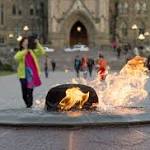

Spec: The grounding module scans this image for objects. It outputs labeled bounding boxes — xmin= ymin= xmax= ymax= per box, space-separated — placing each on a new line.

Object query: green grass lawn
xmin=0 ymin=71 xmax=16 ymax=76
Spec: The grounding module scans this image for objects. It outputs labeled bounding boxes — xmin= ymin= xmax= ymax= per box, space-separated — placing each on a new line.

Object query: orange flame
xmin=58 ymin=87 xmax=89 ymax=111
xmin=76 ymin=56 xmax=149 ymax=111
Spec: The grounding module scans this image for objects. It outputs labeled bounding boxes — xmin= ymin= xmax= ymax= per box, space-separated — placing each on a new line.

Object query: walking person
xmin=74 ymin=55 xmax=81 ymax=77
xmin=117 ymin=46 xmax=121 ymax=58
xmin=44 ymin=55 xmax=49 ymax=78
xmin=81 ymin=56 xmax=88 ymax=79
xmin=14 ymin=36 xmax=45 ymax=108
xmin=51 ymin=59 xmax=56 ymax=72
xmin=98 ymin=54 xmax=108 ymax=80
xmin=146 ymin=55 xmax=150 ymax=71
xmin=87 ymin=58 xmax=95 ymax=77
xmin=111 ymin=40 xmax=117 ymax=51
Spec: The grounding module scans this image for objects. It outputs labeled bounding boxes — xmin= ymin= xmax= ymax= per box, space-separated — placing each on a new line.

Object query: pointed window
xmin=123 ymin=2 xmax=128 ymax=14
xmin=12 ymin=4 xmax=16 ymax=15
xmin=0 ymin=4 xmax=4 ymax=25
xmin=135 ymin=2 xmax=141 ymax=14
xmin=121 ymin=22 xmax=128 ymax=37
xmin=139 ymin=22 xmax=145 ymax=34
xmin=18 ymin=7 xmax=22 ymax=15
xmin=30 ymin=5 xmax=34 ymax=16
xmin=118 ymin=3 xmax=123 ymax=14
xmin=142 ymin=2 xmax=147 ymax=13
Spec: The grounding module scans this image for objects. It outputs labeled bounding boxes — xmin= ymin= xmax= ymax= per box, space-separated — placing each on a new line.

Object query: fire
xmin=77 ymin=56 xmax=149 ymax=111
xmin=98 ymin=56 xmax=148 ymax=108
xmin=58 ymin=87 xmax=89 ymax=110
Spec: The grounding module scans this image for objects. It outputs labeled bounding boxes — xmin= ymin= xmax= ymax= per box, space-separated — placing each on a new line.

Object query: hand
xmin=35 ymin=39 xmax=39 ymax=43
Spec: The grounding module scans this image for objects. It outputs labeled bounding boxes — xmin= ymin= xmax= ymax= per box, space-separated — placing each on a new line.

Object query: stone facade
xmin=111 ymin=0 xmax=150 ymax=45
xmin=0 ymin=0 xmax=149 ymax=49
xmin=48 ymin=0 xmax=110 ymax=48
xmin=0 ymin=0 xmax=48 ymax=47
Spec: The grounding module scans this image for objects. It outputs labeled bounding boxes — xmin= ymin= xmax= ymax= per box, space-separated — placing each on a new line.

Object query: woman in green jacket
xmin=14 ymin=36 xmax=45 ymax=108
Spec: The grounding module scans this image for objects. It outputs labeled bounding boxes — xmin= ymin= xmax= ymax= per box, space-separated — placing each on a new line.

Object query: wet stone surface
xmin=0 ymin=125 xmax=150 ymax=150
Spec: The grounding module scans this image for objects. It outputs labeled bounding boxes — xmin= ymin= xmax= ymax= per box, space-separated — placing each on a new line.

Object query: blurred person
xmin=87 ymin=58 xmax=95 ymax=77
xmin=81 ymin=56 xmax=88 ymax=79
xmin=14 ymin=36 xmax=45 ymax=108
xmin=74 ymin=55 xmax=81 ymax=77
xmin=51 ymin=59 xmax=56 ymax=72
xmin=146 ymin=55 xmax=150 ymax=70
xmin=117 ymin=46 xmax=121 ymax=58
xmin=133 ymin=47 xmax=140 ymax=56
xmin=44 ymin=55 xmax=49 ymax=78
xmin=111 ymin=40 xmax=117 ymax=51
xmin=98 ymin=54 xmax=107 ymax=80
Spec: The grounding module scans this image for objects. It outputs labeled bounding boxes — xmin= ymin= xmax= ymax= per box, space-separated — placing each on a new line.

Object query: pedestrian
xmin=117 ymin=46 xmax=121 ymax=58
xmin=87 ymin=58 xmax=95 ymax=77
xmin=44 ymin=55 xmax=49 ymax=78
xmin=111 ymin=40 xmax=117 ymax=51
xmin=124 ymin=44 xmax=128 ymax=55
xmin=51 ymin=59 xmax=56 ymax=72
xmin=14 ymin=36 xmax=45 ymax=108
xmin=133 ymin=47 xmax=140 ymax=56
xmin=146 ymin=55 xmax=150 ymax=71
xmin=74 ymin=55 xmax=81 ymax=77
xmin=98 ymin=54 xmax=107 ymax=80
xmin=81 ymin=56 xmax=88 ymax=79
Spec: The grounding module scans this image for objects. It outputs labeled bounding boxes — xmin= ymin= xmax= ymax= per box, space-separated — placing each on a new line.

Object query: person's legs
xmin=52 ymin=63 xmax=56 ymax=72
xmin=20 ymin=79 xmax=28 ymax=107
xmin=46 ymin=70 xmax=48 ymax=78
xmin=89 ymin=67 xmax=92 ymax=77
xmin=99 ymin=68 xmax=106 ymax=80
xmin=26 ymin=88 xmax=33 ymax=108
xmin=76 ymin=68 xmax=80 ymax=77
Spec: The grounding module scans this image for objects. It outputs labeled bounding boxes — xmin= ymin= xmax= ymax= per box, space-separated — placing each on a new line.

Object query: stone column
xmin=94 ymin=0 xmax=110 ymax=46
xmin=95 ymin=0 xmax=100 ymax=18
xmin=48 ymin=0 xmax=52 ymax=45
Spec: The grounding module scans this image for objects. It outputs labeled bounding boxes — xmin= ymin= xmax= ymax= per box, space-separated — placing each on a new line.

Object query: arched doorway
xmin=70 ymin=21 xmax=88 ymax=46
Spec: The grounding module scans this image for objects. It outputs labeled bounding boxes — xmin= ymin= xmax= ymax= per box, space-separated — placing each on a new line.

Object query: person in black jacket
xmin=88 ymin=58 xmax=95 ymax=77
xmin=74 ymin=55 xmax=81 ymax=77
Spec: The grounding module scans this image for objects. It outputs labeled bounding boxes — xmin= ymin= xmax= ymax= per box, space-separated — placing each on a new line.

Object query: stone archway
xmin=70 ymin=21 xmax=89 ymax=46
xmin=59 ymin=11 xmax=96 ymax=47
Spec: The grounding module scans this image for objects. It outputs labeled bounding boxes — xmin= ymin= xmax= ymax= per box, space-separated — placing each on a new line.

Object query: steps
xmin=42 ymin=47 xmax=127 ymax=71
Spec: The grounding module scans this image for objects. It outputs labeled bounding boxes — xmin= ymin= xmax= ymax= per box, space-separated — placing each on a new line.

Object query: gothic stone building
xmin=0 ymin=0 xmax=149 ymax=49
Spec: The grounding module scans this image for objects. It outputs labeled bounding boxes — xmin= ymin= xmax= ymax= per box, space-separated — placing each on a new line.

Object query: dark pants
xmin=75 ymin=67 xmax=80 ymax=77
xmin=20 ymin=79 xmax=33 ymax=108
xmin=52 ymin=63 xmax=56 ymax=72
xmin=44 ymin=68 xmax=48 ymax=78
xmin=88 ymin=67 xmax=93 ymax=77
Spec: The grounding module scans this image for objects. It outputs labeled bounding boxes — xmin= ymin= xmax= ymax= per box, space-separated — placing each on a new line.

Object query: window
xmin=0 ymin=36 xmax=5 ymax=44
xmin=123 ymin=2 xmax=128 ymax=14
xmin=30 ymin=5 xmax=34 ymax=15
xmin=120 ymin=22 xmax=128 ymax=37
xmin=118 ymin=3 xmax=123 ymax=14
xmin=141 ymin=3 xmax=147 ymax=13
xmin=36 ymin=5 xmax=40 ymax=16
xmin=12 ymin=4 xmax=16 ymax=15
xmin=0 ymin=4 xmax=4 ymax=25
xmin=139 ymin=22 xmax=145 ymax=34
xmin=18 ymin=9 xmax=22 ymax=15
xmin=135 ymin=2 xmax=141 ymax=14
xmin=36 ymin=9 xmax=39 ymax=15
xmin=30 ymin=8 xmax=34 ymax=15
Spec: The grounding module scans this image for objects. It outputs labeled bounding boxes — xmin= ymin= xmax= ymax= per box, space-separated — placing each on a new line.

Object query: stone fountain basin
xmin=45 ymin=84 xmax=99 ymax=111
xmin=0 ymin=83 xmax=150 ymax=126
xmin=0 ymin=106 xmax=149 ymax=127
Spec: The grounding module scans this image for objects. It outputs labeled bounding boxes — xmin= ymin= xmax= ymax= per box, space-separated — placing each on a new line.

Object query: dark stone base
xmin=45 ymin=84 xmax=98 ymax=111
